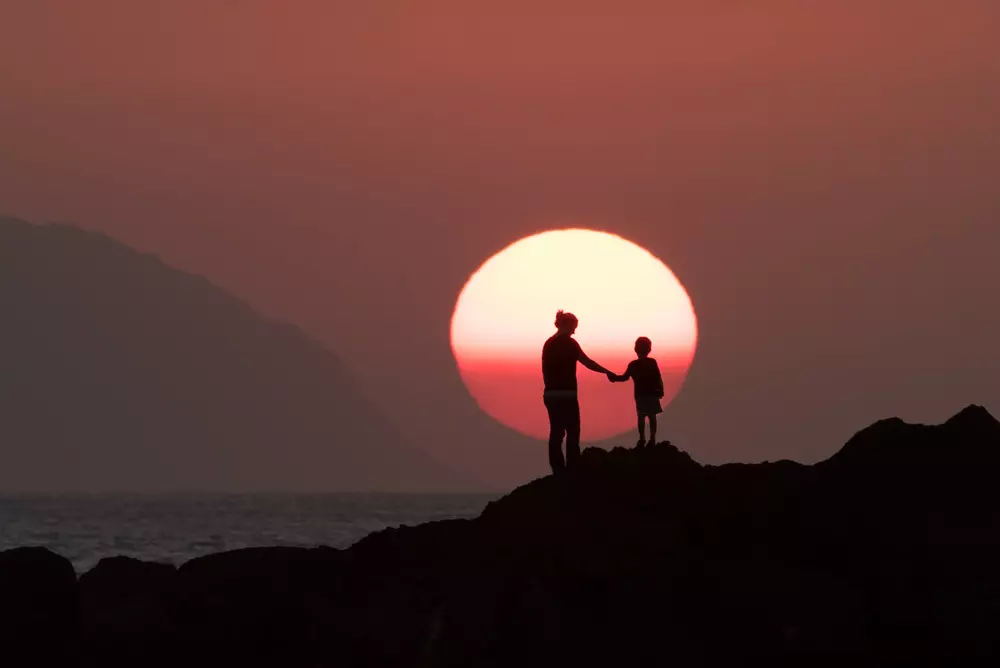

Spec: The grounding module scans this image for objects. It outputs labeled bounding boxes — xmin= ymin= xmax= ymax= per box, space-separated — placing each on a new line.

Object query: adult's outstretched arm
xmin=577 ymin=348 xmax=612 ymax=375
xmin=612 ymin=367 xmax=631 ymax=383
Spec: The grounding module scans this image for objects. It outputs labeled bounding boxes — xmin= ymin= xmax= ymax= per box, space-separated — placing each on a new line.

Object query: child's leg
xmin=637 ymin=415 xmax=646 ymax=442
xmin=648 ymin=414 xmax=657 ymax=444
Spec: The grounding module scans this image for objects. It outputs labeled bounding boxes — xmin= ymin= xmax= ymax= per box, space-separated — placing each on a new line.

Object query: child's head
xmin=634 ymin=336 xmax=652 ymax=357
xmin=554 ymin=310 xmax=579 ymax=335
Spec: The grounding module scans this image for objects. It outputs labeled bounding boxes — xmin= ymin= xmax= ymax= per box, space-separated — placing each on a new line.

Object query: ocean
xmin=0 ymin=493 xmax=498 ymax=574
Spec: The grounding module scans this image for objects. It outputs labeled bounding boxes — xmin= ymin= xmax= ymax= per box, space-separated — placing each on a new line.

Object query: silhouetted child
xmin=610 ymin=337 xmax=664 ymax=447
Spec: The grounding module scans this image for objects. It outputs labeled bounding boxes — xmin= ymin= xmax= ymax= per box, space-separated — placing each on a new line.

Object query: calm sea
xmin=0 ymin=493 xmax=497 ymax=574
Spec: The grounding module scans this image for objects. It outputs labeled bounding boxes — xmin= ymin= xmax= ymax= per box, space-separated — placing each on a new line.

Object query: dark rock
xmin=171 ymin=546 xmax=345 ymax=665
xmin=80 ymin=556 xmax=176 ymax=611
xmin=78 ymin=557 xmax=177 ymax=666
xmin=945 ymin=403 xmax=1000 ymax=433
xmin=0 ymin=547 xmax=78 ymax=661
xmin=6 ymin=405 xmax=1000 ymax=665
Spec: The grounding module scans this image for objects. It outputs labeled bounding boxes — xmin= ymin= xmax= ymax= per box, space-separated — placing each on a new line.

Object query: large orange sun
xmin=450 ymin=228 xmax=698 ymax=441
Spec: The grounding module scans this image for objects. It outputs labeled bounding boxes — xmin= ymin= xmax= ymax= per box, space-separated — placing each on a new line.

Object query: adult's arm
xmin=577 ymin=346 xmax=612 ymax=375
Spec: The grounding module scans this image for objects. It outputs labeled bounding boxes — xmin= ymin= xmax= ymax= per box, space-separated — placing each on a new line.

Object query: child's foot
xmin=635 ymin=439 xmax=646 ymax=449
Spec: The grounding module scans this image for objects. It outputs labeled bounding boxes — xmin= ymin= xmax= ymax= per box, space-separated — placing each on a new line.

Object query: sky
xmin=2 ymin=1 xmax=999 ymax=487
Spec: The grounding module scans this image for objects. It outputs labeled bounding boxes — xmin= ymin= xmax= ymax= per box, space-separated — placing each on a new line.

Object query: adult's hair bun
xmin=555 ymin=310 xmax=578 ymax=328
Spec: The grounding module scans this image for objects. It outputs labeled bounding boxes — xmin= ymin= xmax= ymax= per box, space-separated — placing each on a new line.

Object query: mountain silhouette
xmin=0 ymin=217 xmax=465 ymax=491
xmin=2 ymin=406 xmax=999 ymax=665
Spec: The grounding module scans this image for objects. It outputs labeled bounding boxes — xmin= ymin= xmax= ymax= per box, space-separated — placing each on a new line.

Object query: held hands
xmin=606 ymin=371 xmax=618 ymax=383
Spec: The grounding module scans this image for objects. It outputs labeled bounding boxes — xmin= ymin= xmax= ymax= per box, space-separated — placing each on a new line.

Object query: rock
xmin=78 ymin=557 xmax=177 ymax=666
xmin=80 ymin=556 xmax=176 ymax=611
xmin=0 ymin=547 xmax=78 ymax=661
xmin=5 ymin=405 xmax=1000 ymax=665
xmin=944 ymin=403 xmax=1000 ymax=435
xmin=171 ymin=546 xmax=345 ymax=665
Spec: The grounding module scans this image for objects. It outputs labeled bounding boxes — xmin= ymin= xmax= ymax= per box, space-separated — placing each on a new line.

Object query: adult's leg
xmin=544 ymin=397 xmax=567 ymax=474
xmin=648 ymin=414 xmax=657 ymax=444
xmin=637 ymin=415 xmax=646 ymax=442
xmin=564 ymin=398 xmax=582 ymax=468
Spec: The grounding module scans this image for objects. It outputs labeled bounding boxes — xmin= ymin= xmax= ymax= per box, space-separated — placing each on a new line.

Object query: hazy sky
xmin=3 ymin=2 xmax=999 ymax=486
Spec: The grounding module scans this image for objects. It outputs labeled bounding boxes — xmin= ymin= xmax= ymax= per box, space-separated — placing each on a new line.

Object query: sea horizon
xmin=0 ymin=492 xmax=499 ymax=573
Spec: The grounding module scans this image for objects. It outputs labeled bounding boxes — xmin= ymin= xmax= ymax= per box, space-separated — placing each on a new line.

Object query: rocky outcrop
xmin=2 ymin=405 xmax=999 ymax=665
xmin=0 ymin=546 xmax=79 ymax=662
xmin=78 ymin=556 xmax=177 ymax=664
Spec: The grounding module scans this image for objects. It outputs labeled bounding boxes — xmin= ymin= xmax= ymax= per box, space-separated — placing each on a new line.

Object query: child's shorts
xmin=636 ymin=396 xmax=663 ymax=417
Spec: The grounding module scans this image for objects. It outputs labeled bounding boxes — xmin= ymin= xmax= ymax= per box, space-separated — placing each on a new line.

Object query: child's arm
xmin=614 ymin=365 xmax=633 ymax=383
xmin=653 ymin=360 xmax=664 ymax=398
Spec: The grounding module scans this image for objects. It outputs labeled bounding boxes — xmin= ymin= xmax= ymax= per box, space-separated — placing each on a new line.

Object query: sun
xmin=450 ymin=228 xmax=698 ymax=441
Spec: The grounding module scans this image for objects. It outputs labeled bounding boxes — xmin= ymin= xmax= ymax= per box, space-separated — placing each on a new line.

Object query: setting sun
xmin=451 ymin=228 xmax=698 ymax=441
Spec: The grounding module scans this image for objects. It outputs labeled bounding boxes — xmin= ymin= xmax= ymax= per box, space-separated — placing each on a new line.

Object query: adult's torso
xmin=542 ymin=333 xmax=581 ymax=392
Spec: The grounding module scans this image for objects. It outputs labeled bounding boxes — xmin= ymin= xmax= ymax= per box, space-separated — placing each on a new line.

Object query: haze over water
xmin=0 ymin=493 xmax=496 ymax=573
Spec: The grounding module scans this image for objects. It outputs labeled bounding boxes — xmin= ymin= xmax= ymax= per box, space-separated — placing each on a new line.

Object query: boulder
xmin=78 ymin=556 xmax=177 ymax=666
xmin=0 ymin=547 xmax=78 ymax=660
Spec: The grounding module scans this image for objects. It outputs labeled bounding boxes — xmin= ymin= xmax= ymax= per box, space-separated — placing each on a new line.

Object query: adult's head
xmin=554 ymin=310 xmax=579 ymax=336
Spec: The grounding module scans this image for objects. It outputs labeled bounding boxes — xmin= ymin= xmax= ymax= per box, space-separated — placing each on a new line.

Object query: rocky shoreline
xmin=3 ymin=405 xmax=999 ymax=666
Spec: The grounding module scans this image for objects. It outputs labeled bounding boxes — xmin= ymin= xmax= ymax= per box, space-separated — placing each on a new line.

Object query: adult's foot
xmin=635 ymin=439 xmax=646 ymax=449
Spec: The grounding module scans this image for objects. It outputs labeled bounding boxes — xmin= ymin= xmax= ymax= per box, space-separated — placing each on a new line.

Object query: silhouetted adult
xmin=542 ymin=310 xmax=614 ymax=473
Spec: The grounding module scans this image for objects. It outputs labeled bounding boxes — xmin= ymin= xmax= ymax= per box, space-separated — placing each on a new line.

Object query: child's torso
xmin=628 ymin=357 xmax=660 ymax=396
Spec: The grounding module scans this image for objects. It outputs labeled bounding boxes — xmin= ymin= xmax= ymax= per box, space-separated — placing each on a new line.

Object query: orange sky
xmin=2 ymin=2 xmax=999 ymax=486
